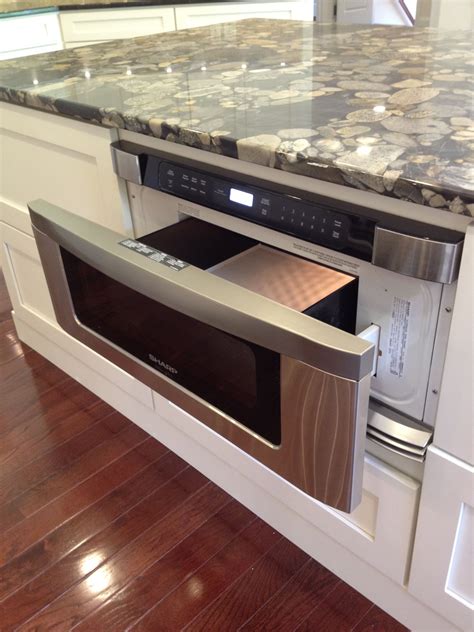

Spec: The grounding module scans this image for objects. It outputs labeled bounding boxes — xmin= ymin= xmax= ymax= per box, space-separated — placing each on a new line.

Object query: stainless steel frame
xmin=29 ymin=198 xmax=375 ymax=512
xmin=373 ymin=226 xmax=463 ymax=284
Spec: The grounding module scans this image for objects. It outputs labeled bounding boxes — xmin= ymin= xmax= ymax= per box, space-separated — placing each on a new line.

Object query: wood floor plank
xmin=1 ymin=346 xmax=50 ymax=387
xmin=0 ymin=319 xmax=30 ymax=365
xmin=239 ymin=558 xmax=340 ymax=631
xmin=0 ymin=272 xmax=12 ymax=323
xmin=73 ymin=499 xmax=256 ymax=632
xmin=18 ymin=479 xmax=229 ymax=632
xmin=1 ymin=359 xmax=71 ymax=422
xmin=176 ymin=537 xmax=309 ymax=632
xmin=0 ymin=421 xmax=146 ymax=537
xmin=352 ymin=605 xmax=409 ymax=632
xmin=0 ymin=435 xmax=157 ymax=565
xmin=13 ymin=419 xmax=144 ymax=518
xmin=132 ymin=522 xmax=284 ymax=632
xmin=295 ymin=578 xmax=373 ymax=632
xmin=0 ymin=445 xmax=172 ymax=601
xmin=0 ymin=454 xmax=193 ymax=631
xmin=0 ymin=398 xmax=110 ymax=475
xmin=0 ymin=409 xmax=128 ymax=505
xmin=0 ymin=379 xmax=106 ymax=466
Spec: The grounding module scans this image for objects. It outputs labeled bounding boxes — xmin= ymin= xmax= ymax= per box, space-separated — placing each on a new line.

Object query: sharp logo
xmin=148 ymin=354 xmax=178 ymax=375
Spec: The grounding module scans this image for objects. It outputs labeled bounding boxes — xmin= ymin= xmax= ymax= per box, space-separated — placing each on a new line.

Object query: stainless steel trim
xmin=111 ymin=143 xmax=142 ymax=185
xmin=367 ymin=435 xmax=425 ymax=462
xmin=372 ymin=226 xmax=463 ymax=284
xmin=366 ymin=403 xmax=432 ymax=461
xmin=28 ymin=199 xmax=374 ymax=381
xmin=31 ymin=216 xmax=371 ymax=512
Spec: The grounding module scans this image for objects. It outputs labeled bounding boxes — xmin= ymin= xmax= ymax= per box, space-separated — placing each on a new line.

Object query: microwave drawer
xmin=28 ymin=199 xmax=376 ymax=513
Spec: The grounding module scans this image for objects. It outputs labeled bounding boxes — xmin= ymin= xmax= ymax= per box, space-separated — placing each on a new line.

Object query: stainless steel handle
xmin=111 ymin=143 xmax=142 ymax=185
xmin=28 ymin=198 xmax=374 ymax=382
xmin=372 ymin=226 xmax=463 ymax=284
xmin=367 ymin=403 xmax=432 ymax=461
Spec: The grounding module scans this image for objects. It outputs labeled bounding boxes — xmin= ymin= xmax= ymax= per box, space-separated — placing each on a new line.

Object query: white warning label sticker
xmin=388 ymin=297 xmax=411 ymax=378
xmin=292 ymin=242 xmax=360 ymax=275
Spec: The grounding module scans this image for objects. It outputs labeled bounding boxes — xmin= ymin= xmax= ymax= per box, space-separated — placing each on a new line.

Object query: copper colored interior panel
xmin=209 ymin=245 xmax=354 ymax=313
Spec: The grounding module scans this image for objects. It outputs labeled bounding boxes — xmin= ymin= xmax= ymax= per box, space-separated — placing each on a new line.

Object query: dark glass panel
xmin=60 ymin=248 xmax=281 ymax=445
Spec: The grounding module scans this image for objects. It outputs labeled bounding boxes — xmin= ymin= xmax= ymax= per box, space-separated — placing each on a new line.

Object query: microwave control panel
xmin=144 ymin=156 xmax=376 ymax=261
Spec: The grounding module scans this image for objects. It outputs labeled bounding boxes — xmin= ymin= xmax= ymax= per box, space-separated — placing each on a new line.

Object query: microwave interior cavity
xmin=60 ymin=217 xmax=358 ymax=446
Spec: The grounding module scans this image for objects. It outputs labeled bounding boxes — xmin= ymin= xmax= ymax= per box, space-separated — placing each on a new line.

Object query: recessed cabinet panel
xmin=0 ymin=12 xmax=62 ymax=56
xmin=447 ymin=503 xmax=474 ymax=607
xmin=0 ymin=223 xmax=56 ymax=322
xmin=409 ymin=447 xmax=474 ymax=631
xmin=60 ymin=7 xmax=176 ymax=43
xmin=175 ymin=2 xmax=312 ymax=29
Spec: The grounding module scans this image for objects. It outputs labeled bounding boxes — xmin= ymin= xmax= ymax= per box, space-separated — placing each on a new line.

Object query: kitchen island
xmin=0 ymin=19 xmax=472 ymax=632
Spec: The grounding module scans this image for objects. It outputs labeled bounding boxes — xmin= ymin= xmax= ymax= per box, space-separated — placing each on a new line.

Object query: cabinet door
xmin=336 ymin=0 xmax=373 ymax=23
xmin=0 ymin=12 xmax=62 ymax=59
xmin=175 ymin=2 xmax=312 ymax=30
xmin=434 ymin=223 xmax=474 ymax=465
xmin=60 ymin=7 xmax=176 ymax=43
xmin=409 ymin=447 xmax=474 ymax=631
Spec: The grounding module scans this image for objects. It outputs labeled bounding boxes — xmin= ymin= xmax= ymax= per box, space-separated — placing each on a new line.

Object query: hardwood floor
xmin=0 ymin=271 xmax=408 ymax=631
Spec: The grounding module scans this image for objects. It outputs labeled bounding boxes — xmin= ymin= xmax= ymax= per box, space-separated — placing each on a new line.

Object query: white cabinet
xmin=409 ymin=447 xmax=474 ymax=631
xmin=175 ymin=1 xmax=313 ymax=29
xmin=0 ymin=101 xmax=155 ymax=410
xmin=0 ymin=102 xmax=130 ymax=235
xmin=335 ymin=0 xmax=412 ymax=25
xmin=0 ymin=12 xmax=63 ymax=60
xmin=434 ymin=223 xmax=474 ymax=465
xmin=59 ymin=6 xmax=176 ymax=47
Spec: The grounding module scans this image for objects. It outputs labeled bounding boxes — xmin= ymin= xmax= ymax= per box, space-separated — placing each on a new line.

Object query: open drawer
xmin=28 ymin=199 xmax=375 ymax=512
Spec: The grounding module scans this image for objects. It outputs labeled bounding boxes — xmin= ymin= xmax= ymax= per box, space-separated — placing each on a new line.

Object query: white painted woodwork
xmin=336 ymin=0 xmax=373 ymax=23
xmin=409 ymin=447 xmax=474 ymax=631
xmin=0 ymin=222 xmax=56 ymax=322
xmin=64 ymin=40 xmax=107 ymax=48
xmin=316 ymin=0 xmax=336 ymax=21
xmin=0 ymin=12 xmax=63 ymax=60
xmin=59 ymin=6 xmax=176 ymax=44
xmin=174 ymin=1 xmax=313 ymax=29
xmin=434 ymin=223 xmax=474 ymax=465
xmin=0 ymin=102 xmax=131 ymax=235
xmin=429 ymin=0 xmax=474 ymax=30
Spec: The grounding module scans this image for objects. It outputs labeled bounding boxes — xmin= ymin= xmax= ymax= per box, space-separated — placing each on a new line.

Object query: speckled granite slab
xmin=0 ymin=19 xmax=473 ymax=215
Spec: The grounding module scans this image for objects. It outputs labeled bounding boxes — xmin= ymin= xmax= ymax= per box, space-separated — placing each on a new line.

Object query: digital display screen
xmin=230 ymin=188 xmax=254 ymax=207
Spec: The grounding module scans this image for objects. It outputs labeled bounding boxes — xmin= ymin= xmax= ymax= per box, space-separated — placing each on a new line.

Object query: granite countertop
xmin=0 ymin=0 xmax=249 ymax=16
xmin=0 ymin=19 xmax=473 ymax=215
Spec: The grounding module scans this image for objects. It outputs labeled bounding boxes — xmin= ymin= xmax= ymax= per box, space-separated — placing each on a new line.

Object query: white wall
xmin=373 ymin=0 xmax=412 ymax=25
xmin=417 ymin=0 xmax=474 ymax=29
